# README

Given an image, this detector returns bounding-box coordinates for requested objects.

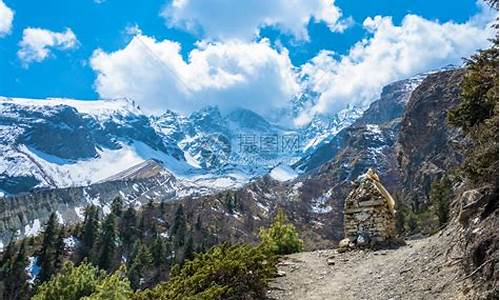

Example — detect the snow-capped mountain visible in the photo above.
[0,95,361,196]
[1,68,454,196]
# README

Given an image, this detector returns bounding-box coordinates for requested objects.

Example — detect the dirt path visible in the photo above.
[268,232,468,300]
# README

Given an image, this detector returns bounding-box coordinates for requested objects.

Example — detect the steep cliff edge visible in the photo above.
[397,68,498,298]
[397,69,466,210]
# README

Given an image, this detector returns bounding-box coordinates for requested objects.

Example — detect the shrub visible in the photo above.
[135,243,276,300]
[32,262,132,300]
[259,209,304,255]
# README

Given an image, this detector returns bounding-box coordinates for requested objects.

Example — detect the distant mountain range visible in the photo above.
[0,92,363,196]
[0,66,462,244]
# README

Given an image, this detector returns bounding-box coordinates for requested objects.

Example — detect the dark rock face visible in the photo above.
[9,105,98,160]
[296,74,425,174]
[0,99,185,193]
[397,70,466,209]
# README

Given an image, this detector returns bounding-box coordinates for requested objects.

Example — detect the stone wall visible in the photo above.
[344,169,396,245]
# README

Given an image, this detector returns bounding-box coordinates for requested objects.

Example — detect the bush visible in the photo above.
[259,209,304,255]
[135,243,276,300]
[32,262,132,300]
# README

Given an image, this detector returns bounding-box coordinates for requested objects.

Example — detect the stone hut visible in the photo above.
[343,168,396,245]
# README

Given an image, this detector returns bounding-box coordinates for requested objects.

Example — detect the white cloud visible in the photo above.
[17,28,79,67]
[0,0,14,37]
[162,0,347,41]
[90,34,299,116]
[296,9,495,125]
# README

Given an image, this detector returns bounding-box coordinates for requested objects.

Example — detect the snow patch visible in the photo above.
[24,219,41,237]
[269,164,298,182]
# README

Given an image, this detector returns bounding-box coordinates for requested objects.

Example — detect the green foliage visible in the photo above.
[33,262,132,300]
[448,35,499,186]
[396,175,453,235]
[135,243,277,300]
[84,266,133,300]
[37,213,64,284]
[95,213,118,272]
[3,240,30,300]
[448,40,498,131]
[111,197,124,217]
[430,175,452,226]
[79,205,100,261]
[259,209,304,255]
[127,242,153,290]
[171,205,187,250]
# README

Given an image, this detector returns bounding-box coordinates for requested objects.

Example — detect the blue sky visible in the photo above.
[0,0,494,121]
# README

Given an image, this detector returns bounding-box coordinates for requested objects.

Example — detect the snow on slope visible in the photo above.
[19,140,194,188]
[0,97,141,119]
[0,96,367,195]
[269,164,298,182]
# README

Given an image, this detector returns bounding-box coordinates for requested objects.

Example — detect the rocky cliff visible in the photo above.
[397,69,466,210]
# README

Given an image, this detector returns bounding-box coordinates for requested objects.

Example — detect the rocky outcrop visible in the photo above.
[343,169,396,246]
[397,69,466,210]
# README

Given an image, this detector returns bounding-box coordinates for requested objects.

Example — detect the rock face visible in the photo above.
[397,69,465,209]
[344,169,396,245]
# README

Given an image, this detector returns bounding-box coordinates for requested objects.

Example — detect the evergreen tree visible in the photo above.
[120,206,138,252]
[171,205,187,249]
[183,233,194,262]
[448,23,499,186]
[96,213,118,272]
[0,233,16,272]
[150,235,168,267]
[127,242,153,290]
[430,176,453,227]
[37,213,61,284]
[150,235,169,281]
[111,196,124,217]
[79,205,100,261]
[224,192,235,214]
[54,227,66,272]
[4,240,30,300]
[259,209,304,255]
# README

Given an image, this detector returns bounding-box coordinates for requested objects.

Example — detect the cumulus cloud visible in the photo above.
[162,0,347,41]
[0,0,14,37]
[90,34,299,116]
[17,28,79,67]
[296,9,495,125]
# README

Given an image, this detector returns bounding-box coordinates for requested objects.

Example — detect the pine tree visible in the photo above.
[111,196,124,217]
[430,176,453,227]
[79,205,100,261]
[183,233,194,262]
[96,213,117,272]
[150,235,170,282]
[37,212,61,284]
[120,206,138,253]
[150,235,167,267]
[171,205,187,249]
[259,209,304,255]
[5,240,30,300]
[54,227,66,272]
[127,242,153,290]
